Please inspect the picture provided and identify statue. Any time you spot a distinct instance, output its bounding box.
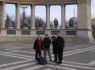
[38,18,43,27]
[54,18,58,28]
[5,15,15,29]
[69,17,77,28]
[69,18,74,27]
[5,15,10,29]
[35,18,44,29]
[21,5,30,29]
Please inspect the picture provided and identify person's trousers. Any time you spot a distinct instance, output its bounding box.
[57,48,63,63]
[54,54,57,62]
[58,53,63,63]
[35,49,41,59]
[44,48,52,61]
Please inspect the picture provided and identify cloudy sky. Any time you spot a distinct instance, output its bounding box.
[5,0,95,25]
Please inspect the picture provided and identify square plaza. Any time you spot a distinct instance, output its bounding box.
[0,43,95,70]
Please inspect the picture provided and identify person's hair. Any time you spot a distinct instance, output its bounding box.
[45,34,48,36]
[52,36,56,39]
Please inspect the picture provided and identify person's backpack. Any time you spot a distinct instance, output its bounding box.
[37,57,47,65]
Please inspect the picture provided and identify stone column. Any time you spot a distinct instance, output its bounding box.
[77,0,93,43]
[1,2,5,29]
[46,4,50,29]
[31,4,35,29]
[16,3,20,29]
[16,3,21,36]
[60,4,66,37]
[31,4,36,37]
[61,4,66,29]
[1,2,6,36]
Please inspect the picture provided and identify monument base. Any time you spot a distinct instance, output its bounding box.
[0,36,94,44]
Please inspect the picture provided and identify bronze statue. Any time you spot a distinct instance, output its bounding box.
[54,18,58,28]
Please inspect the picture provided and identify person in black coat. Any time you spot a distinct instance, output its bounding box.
[33,35,43,60]
[43,34,52,62]
[52,36,58,62]
[56,33,65,64]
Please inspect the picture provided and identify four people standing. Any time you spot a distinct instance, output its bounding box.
[33,33,65,64]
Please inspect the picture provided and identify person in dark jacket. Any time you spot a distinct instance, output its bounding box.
[33,35,43,60]
[52,36,57,62]
[56,33,65,64]
[43,34,52,62]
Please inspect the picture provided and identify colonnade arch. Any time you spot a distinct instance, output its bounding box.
[0,0,93,43]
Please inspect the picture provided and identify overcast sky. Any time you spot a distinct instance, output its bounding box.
[91,0,95,18]
[5,0,95,25]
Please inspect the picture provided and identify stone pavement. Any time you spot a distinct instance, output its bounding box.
[0,43,95,70]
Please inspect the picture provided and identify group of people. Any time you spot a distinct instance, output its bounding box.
[33,33,65,64]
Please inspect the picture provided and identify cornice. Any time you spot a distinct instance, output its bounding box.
[0,0,77,5]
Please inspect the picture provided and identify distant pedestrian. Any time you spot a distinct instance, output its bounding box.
[33,35,43,60]
[43,34,52,63]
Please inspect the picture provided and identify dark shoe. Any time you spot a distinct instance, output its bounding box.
[53,60,57,62]
[50,60,52,62]
[53,61,56,62]
[35,57,38,60]
[57,62,62,64]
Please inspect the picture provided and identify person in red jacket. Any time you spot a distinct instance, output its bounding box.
[33,35,43,60]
